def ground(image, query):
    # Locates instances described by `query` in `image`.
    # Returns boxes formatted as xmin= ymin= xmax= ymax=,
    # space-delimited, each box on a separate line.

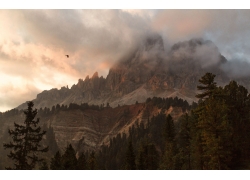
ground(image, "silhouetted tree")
xmin=125 ymin=140 xmax=136 ymax=170
xmin=39 ymin=161 xmax=49 ymax=170
xmin=50 ymin=151 xmax=62 ymax=170
xmin=61 ymin=144 xmax=77 ymax=170
xmin=88 ymin=151 xmax=97 ymax=170
xmin=3 ymin=101 xmax=48 ymax=170
xmin=195 ymin=72 xmax=217 ymax=100
xmin=77 ymin=152 xmax=87 ymax=170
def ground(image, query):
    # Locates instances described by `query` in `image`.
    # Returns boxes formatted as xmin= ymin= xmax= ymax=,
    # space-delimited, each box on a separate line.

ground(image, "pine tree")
xmin=197 ymin=97 xmax=232 ymax=169
xmin=125 ymin=140 xmax=136 ymax=170
xmin=158 ymin=113 xmax=177 ymax=170
xmin=77 ymin=152 xmax=87 ymax=170
xmin=224 ymin=81 xmax=250 ymax=169
xmin=140 ymin=143 xmax=159 ymax=170
xmin=39 ymin=161 xmax=49 ymax=170
xmin=176 ymin=113 xmax=191 ymax=169
xmin=163 ymin=114 xmax=175 ymax=143
xmin=45 ymin=126 xmax=59 ymax=155
xmin=50 ymin=151 xmax=62 ymax=170
xmin=195 ymin=72 xmax=217 ymax=100
xmin=137 ymin=146 xmax=145 ymax=170
xmin=3 ymin=101 xmax=48 ymax=170
xmin=61 ymin=144 xmax=77 ymax=170
xmin=88 ymin=151 xmax=97 ymax=170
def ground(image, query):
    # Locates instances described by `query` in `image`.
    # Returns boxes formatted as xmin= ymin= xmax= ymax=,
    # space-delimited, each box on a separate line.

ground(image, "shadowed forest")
xmin=1 ymin=72 xmax=250 ymax=170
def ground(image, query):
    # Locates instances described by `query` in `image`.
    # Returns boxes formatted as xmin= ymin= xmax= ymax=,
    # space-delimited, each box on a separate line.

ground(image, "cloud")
xmin=220 ymin=59 xmax=250 ymax=79
xmin=1 ymin=9 xmax=250 ymax=111
xmin=0 ymin=10 xmax=154 ymax=111
xmin=0 ymin=73 xmax=40 ymax=112
xmin=151 ymin=10 xmax=250 ymax=61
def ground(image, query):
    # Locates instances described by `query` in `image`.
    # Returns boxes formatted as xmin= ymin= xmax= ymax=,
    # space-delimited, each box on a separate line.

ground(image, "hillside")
xmin=0 ymin=97 xmax=190 ymax=153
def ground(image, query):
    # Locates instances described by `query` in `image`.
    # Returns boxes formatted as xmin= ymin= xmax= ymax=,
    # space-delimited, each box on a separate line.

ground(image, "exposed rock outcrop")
xmin=16 ymin=36 xmax=250 ymax=111
xmin=0 ymin=102 xmax=185 ymax=152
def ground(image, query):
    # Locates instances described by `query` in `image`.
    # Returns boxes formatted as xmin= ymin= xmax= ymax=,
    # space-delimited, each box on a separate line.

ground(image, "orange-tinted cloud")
xmin=1 ymin=9 xmax=250 ymax=112
xmin=151 ymin=10 xmax=213 ymax=43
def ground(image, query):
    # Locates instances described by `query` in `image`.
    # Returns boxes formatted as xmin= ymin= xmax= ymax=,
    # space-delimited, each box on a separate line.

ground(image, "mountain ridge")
xmin=16 ymin=35 xmax=250 ymax=111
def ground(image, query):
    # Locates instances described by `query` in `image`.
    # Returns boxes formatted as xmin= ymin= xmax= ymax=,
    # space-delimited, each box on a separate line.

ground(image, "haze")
xmin=1 ymin=9 xmax=250 ymax=112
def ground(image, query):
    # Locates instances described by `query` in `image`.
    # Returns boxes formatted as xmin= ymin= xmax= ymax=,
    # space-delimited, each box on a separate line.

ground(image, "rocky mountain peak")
xmin=171 ymin=38 xmax=209 ymax=51
xmin=17 ymin=36 xmax=249 ymax=111
xmin=143 ymin=34 xmax=164 ymax=52
xmin=91 ymin=72 xmax=99 ymax=79
xmin=85 ymin=75 xmax=90 ymax=80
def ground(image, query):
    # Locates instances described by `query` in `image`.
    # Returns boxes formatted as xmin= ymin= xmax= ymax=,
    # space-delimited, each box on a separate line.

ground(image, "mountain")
xmin=17 ymin=35 xmax=241 ymax=111
xmin=3 ymin=35 xmax=250 ymax=169
xmin=0 ymin=97 xmax=190 ymax=152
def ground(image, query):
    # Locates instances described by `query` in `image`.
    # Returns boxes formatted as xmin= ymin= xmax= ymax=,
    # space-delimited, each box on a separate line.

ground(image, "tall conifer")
xmin=3 ymin=101 xmax=48 ymax=170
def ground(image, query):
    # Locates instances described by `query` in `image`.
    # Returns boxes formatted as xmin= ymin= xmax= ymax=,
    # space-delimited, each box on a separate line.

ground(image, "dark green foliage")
xmin=61 ymin=144 xmax=78 ymax=170
xmin=3 ymin=101 xmax=48 ymax=170
xmin=39 ymin=161 xmax=49 ymax=170
xmin=50 ymin=144 xmax=78 ymax=170
xmin=160 ymin=114 xmax=177 ymax=170
xmin=137 ymin=143 xmax=159 ymax=170
xmin=0 ymin=128 xmax=13 ymax=169
xmin=195 ymin=72 xmax=217 ymax=99
xmin=146 ymin=97 xmax=193 ymax=112
xmin=50 ymin=151 xmax=62 ymax=170
xmin=223 ymin=81 xmax=250 ymax=169
xmin=191 ymin=73 xmax=250 ymax=169
xmin=125 ymin=140 xmax=136 ymax=170
xmin=163 ymin=114 xmax=175 ymax=143
xmin=43 ymin=125 xmax=59 ymax=155
xmin=88 ymin=151 xmax=97 ymax=170
xmin=175 ymin=113 xmax=192 ymax=169
xmin=77 ymin=152 xmax=87 ymax=170
xmin=37 ymin=102 xmax=102 ymax=117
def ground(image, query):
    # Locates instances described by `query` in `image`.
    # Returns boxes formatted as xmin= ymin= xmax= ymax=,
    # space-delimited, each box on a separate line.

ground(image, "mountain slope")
xmin=1 ymin=98 xmax=190 ymax=152
xmin=17 ymin=36 xmax=237 ymax=110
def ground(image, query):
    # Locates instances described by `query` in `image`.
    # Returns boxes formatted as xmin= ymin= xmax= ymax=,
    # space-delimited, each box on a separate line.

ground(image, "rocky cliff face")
xmin=0 ymin=102 xmax=185 ymax=152
xmin=16 ymin=36 xmax=250 ymax=111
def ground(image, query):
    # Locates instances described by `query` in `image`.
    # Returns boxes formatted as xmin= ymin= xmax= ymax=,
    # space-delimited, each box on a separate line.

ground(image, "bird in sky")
xmin=65 ymin=55 xmax=69 ymax=58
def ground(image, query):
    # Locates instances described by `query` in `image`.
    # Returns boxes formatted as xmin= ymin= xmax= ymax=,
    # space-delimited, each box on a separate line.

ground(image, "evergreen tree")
xmin=50 ymin=151 xmax=62 ymax=170
xmin=88 ymin=151 xmax=97 ymax=170
xmin=197 ymin=97 xmax=232 ymax=169
xmin=45 ymin=126 xmax=59 ymax=155
xmin=224 ymin=81 xmax=250 ymax=169
xmin=195 ymin=72 xmax=217 ymax=100
xmin=163 ymin=114 xmax=175 ymax=143
xmin=39 ymin=161 xmax=49 ymax=170
xmin=160 ymin=142 xmax=177 ymax=169
xmin=77 ymin=152 xmax=87 ymax=170
xmin=137 ymin=146 xmax=145 ymax=170
xmin=125 ymin=140 xmax=136 ymax=170
xmin=160 ymin=114 xmax=177 ymax=169
xmin=176 ymin=113 xmax=191 ymax=169
xmin=61 ymin=144 xmax=77 ymax=170
xmin=3 ymin=101 xmax=48 ymax=170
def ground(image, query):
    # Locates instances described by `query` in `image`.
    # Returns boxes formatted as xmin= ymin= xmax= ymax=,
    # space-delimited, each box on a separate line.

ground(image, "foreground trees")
xmin=192 ymin=73 xmax=250 ymax=169
xmin=3 ymin=101 xmax=48 ymax=170
xmin=3 ymin=72 xmax=250 ymax=170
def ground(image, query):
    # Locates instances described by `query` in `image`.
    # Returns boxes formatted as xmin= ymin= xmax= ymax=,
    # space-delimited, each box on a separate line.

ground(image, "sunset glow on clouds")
xmin=1 ymin=9 xmax=250 ymax=111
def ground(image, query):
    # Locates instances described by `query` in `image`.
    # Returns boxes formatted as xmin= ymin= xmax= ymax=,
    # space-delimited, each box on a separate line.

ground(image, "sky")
xmin=1 ymin=5 xmax=250 ymax=112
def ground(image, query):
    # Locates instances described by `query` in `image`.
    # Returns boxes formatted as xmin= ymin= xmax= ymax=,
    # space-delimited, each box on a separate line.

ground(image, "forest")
xmin=1 ymin=72 xmax=250 ymax=170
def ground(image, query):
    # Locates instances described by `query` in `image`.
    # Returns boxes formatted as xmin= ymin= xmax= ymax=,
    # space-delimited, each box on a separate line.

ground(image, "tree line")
xmin=2 ymin=72 xmax=250 ymax=169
